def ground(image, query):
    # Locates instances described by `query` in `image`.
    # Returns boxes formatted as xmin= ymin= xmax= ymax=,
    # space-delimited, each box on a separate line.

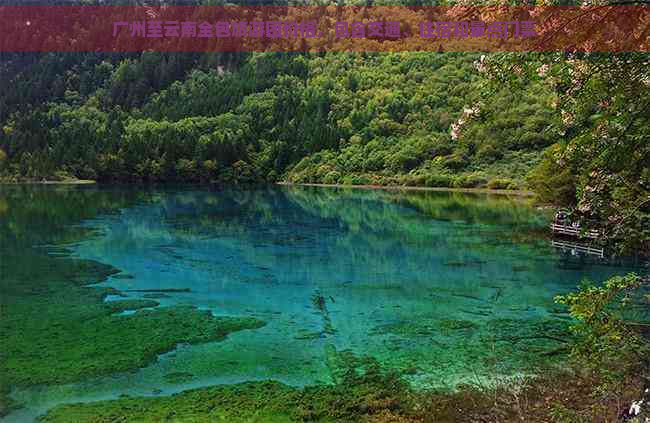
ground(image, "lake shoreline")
xmin=0 ymin=179 xmax=535 ymax=197
xmin=278 ymin=181 xmax=535 ymax=197
xmin=0 ymin=179 xmax=96 ymax=185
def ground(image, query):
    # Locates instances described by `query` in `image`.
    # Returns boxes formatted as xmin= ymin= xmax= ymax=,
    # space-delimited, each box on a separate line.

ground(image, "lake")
xmin=0 ymin=185 xmax=643 ymax=421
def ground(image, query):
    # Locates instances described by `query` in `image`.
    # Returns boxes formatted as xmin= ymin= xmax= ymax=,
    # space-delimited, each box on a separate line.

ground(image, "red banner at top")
xmin=0 ymin=5 xmax=648 ymax=51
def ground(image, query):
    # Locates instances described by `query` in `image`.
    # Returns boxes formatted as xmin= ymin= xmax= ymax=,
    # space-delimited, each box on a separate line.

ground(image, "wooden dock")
xmin=550 ymin=223 xmax=600 ymax=239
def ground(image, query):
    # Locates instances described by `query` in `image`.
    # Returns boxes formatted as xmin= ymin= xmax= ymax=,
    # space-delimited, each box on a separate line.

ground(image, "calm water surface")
xmin=0 ymin=185 xmax=644 ymax=421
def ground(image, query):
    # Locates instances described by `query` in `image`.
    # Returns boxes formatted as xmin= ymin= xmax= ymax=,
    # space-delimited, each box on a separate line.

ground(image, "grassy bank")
xmin=0 ymin=172 xmax=96 ymax=185
xmin=38 ymin=364 xmax=647 ymax=422
xmin=0 ymin=179 xmax=96 ymax=185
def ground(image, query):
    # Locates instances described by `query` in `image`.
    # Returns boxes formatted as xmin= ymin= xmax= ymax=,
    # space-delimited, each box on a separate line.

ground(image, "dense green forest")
xmin=0 ymin=49 xmax=648 ymax=253
xmin=0 ymin=50 xmax=556 ymax=186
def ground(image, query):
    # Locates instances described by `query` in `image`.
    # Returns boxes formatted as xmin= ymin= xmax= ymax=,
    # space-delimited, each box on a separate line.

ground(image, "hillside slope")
xmin=0 ymin=51 xmax=557 ymax=189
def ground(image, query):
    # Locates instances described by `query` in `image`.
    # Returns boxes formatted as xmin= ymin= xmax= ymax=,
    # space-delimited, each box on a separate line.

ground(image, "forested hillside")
xmin=0 ymin=50 xmax=556 ymax=188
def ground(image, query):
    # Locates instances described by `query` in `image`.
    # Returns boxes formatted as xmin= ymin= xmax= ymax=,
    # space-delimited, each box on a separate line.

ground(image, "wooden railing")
xmin=550 ymin=223 xmax=600 ymax=239
xmin=551 ymin=240 xmax=605 ymax=258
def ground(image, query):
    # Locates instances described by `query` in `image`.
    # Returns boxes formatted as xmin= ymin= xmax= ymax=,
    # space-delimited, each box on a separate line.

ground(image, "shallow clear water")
xmin=0 ymin=185 xmax=644 ymax=421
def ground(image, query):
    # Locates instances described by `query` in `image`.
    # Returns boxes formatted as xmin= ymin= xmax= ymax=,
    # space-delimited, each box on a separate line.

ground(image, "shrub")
xmin=425 ymin=174 xmax=454 ymax=188
xmin=322 ymin=171 xmax=341 ymax=185
xmin=176 ymin=159 xmax=197 ymax=181
xmin=341 ymin=174 xmax=371 ymax=185
xmin=232 ymin=160 xmax=256 ymax=183
xmin=555 ymin=274 xmax=647 ymax=389
xmin=201 ymin=160 xmax=218 ymax=181
xmin=476 ymin=144 xmax=504 ymax=163
xmin=341 ymin=175 xmax=353 ymax=185
xmin=454 ymin=175 xmax=488 ymax=188
xmin=443 ymin=153 xmax=469 ymax=171
xmin=315 ymin=164 xmax=336 ymax=181
xmin=218 ymin=167 xmax=235 ymax=183
xmin=429 ymin=140 xmax=454 ymax=157
xmin=386 ymin=149 xmax=421 ymax=173
xmin=290 ymin=157 xmax=314 ymax=175
xmin=364 ymin=150 xmax=386 ymax=172
xmin=526 ymin=144 xmax=576 ymax=205
xmin=78 ymin=165 xmax=97 ymax=180
xmin=52 ymin=170 xmax=74 ymax=181
xmin=352 ymin=175 xmax=371 ymax=185
xmin=487 ymin=178 xmax=517 ymax=190
xmin=375 ymin=175 xmax=399 ymax=186
xmin=402 ymin=174 xmax=426 ymax=187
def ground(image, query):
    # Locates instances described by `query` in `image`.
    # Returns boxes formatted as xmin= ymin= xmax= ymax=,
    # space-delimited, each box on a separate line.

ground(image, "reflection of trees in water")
xmin=0 ymin=185 xmax=153 ymax=249
xmin=284 ymin=186 xmax=552 ymax=263
xmin=12 ymin=186 xmax=622 ymax=312
xmin=88 ymin=186 xmax=562 ymax=301
xmin=110 ymin=186 xmax=547 ymax=252
xmin=150 ymin=187 xmax=344 ymax=245
xmin=287 ymin=186 xmax=546 ymax=226
xmin=552 ymin=241 xmax=641 ymax=272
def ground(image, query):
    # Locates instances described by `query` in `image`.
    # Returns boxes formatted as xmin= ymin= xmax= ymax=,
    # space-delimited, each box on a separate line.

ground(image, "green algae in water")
xmin=0 ymin=187 xmax=266 ymax=418
xmin=105 ymin=299 xmax=160 ymax=313
xmin=41 ymin=349 xmax=411 ymax=423
xmin=163 ymin=372 xmax=195 ymax=384
xmin=0 ymin=185 xmax=645 ymax=421
xmin=0 ymin=249 xmax=265 ymax=391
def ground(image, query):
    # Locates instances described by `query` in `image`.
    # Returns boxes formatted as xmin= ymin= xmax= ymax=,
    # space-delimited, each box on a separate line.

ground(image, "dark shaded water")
xmin=0 ymin=185 xmax=644 ymax=421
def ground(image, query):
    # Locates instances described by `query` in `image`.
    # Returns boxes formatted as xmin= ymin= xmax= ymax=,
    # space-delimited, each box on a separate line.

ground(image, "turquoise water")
xmin=1 ymin=185 xmax=644 ymax=421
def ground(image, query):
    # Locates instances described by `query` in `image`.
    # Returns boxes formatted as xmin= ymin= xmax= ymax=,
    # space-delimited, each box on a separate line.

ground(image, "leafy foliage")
xmin=0 ymin=51 xmax=555 ymax=187
xmin=485 ymin=51 xmax=650 ymax=254
xmin=555 ymin=273 xmax=648 ymax=389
